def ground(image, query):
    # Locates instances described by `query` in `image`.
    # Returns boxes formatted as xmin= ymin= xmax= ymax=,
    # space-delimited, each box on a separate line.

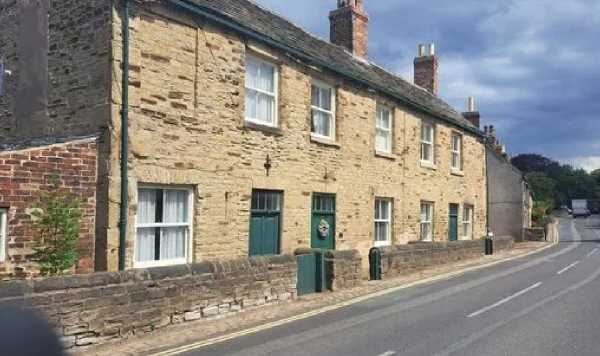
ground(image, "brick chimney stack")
xmin=462 ymin=96 xmax=481 ymax=128
xmin=414 ymin=44 xmax=439 ymax=95
xmin=329 ymin=0 xmax=369 ymax=58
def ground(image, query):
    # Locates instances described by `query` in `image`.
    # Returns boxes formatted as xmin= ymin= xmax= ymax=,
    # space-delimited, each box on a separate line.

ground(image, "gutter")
xmin=118 ymin=0 xmax=130 ymax=271
xmin=163 ymin=0 xmax=483 ymax=137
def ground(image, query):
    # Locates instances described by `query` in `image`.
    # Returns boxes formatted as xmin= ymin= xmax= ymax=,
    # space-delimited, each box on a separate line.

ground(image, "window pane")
xmin=163 ymin=190 xmax=188 ymax=223
xmin=160 ymin=226 xmax=186 ymax=260
xmin=320 ymin=87 xmax=332 ymax=111
xmin=258 ymin=62 xmax=274 ymax=93
xmin=245 ymin=57 xmax=259 ymax=89
xmin=381 ymin=201 xmax=390 ymax=220
xmin=312 ymin=110 xmax=331 ymax=137
xmin=136 ymin=227 xmax=156 ymax=262
xmin=452 ymin=152 xmax=460 ymax=169
xmin=138 ymin=189 xmax=157 ymax=224
xmin=376 ymin=129 xmax=391 ymax=152
xmin=0 ymin=210 xmax=5 ymax=263
xmin=311 ymin=85 xmax=320 ymax=106
xmin=422 ymin=124 xmax=432 ymax=142
xmin=256 ymin=92 xmax=274 ymax=123
xmin=421 ymin=143 xmax=432 ymax=161
xmin=245 ymin=90 xmax=257 ymax=120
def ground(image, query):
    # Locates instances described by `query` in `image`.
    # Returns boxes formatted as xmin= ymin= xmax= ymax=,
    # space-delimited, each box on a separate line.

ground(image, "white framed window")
xmin=421 ymin=122 xmax=435 ymax=164
xmin=0 ymin=209 xmax=6 ymax=263
xmin=245 ymin=54 xmax=278 ymax=126
xmin=374 ymin=198 xmax=392 ymax=247
xmin=420 ymin=202 xmax=434 ymax=242
xmin=311 ymin=81 xmax=336 ymax=139
xmin=451 ymin=133 xmax=462 ymax=171
xmin=135 ymin=187 xmax=193 ymax=268
xmin=463 ymin=205 xmax=473 ymax=239
xmin=376 ymin=105 xmax=393 ymax=153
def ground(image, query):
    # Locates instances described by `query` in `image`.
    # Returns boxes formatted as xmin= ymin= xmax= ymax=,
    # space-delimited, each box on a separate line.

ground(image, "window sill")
xmin=243 ymin=120 xmax=282 ymax=136
xmin=310 ymin=134 xmax=341 ymax=148
xmin=375 ymin=150 xmax=396 ymax=160
xmin=451 ymin=169 xmax=465 ymax=177
xmin=374 ymin=241 xmax=391 ymax=248
xmin=420 ymin=161 xmax=437 ymax=170
xmin=133 ymin=258 xmax=188 ymax=269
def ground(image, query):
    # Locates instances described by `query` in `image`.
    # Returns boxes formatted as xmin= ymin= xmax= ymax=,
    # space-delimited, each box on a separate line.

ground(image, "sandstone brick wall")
xmin=379 ymin=240 xmax=485 ymax=279
xmin=0 ymin=255 xmax=296 ymax=349
xmin=0 ymin=0 xmax=112 ymax=141
xmin=0 ymin=138 xmax=98 ymax=279
xmin=103 ymin=3 xmax=487 ymax=271
xmin=325 ymin=250 xmax=362 ymax=291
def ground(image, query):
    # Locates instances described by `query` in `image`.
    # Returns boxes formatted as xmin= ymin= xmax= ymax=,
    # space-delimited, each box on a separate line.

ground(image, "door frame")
xmin=311 ymin=193 xmax=336 ymax=250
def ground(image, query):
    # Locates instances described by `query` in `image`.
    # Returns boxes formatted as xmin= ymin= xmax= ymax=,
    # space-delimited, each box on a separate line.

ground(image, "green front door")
xmin=249 ymin=190 xmax=282 ymax=256
xmin=449 ymin=204 xmax=459 ymax=242
xmin=311 ymin=193 xmax=336 ymax=250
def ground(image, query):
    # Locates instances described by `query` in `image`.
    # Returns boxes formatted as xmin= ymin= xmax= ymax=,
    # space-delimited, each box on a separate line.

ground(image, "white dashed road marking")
xmin=467 ymin=282 xmax=543 ymax=318
xmin=557 ymin=261 xmax=580 ymax=275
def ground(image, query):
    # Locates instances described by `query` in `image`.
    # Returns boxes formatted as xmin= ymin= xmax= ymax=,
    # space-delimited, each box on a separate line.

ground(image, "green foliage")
xmin=512 ymin=154 xmax=600 ymax=209
xmin=532 ymin=200 xmax=553 ymax=227
xmin=29 ymin=182 xmax=83 ymax=276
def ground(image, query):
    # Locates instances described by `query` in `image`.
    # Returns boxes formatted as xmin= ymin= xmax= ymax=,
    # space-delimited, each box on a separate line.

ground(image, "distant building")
xmin=483 ymin=125 xmax=533 ymax=241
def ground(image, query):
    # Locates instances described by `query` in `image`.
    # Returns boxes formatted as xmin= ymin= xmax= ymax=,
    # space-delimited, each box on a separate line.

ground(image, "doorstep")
xmin=81 ymin=241 xmax=553 ymax=356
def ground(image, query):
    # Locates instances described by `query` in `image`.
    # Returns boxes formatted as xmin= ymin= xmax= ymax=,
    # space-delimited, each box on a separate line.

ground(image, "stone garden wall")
xmin=0 ymin=255 xmax=296 ymax=349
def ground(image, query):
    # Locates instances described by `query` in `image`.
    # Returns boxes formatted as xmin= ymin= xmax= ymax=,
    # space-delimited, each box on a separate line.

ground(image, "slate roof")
xmin=167 ymin=0 xmax=481 ymax=135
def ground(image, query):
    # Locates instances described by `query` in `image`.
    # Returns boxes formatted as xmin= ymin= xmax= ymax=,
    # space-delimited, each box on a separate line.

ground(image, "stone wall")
xmin=0 ymin=0 xmax=113 ymax=141
xmin=103 ymin=2 xmax=487 ymax=271
xmin=379 ymin=240 xmax=484 ymax=279
xmin=0 ymin=137 xmax=98 ymax=279
xmin=524 ymin=228 xmax=546 ymax=242
xmin=0 ymin=255 xmax=297 ymax=349
xmin=493 ymin=236 xmax=515 ymax=252
xmin=324 ymin=250 xmax=362 ymax=291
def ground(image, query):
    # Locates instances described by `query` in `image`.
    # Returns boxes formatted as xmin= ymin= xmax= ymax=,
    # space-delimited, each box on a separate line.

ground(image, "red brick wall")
xmin=0 ymin=138 xmax=98 ymax=279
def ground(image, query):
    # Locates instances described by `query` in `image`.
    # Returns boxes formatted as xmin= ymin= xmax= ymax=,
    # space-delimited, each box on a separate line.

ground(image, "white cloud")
xmin=563 ymin=156 xmax=600 ymax=172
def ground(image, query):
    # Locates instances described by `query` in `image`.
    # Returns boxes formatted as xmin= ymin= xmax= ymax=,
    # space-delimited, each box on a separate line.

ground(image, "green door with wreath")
xmin=311 ymin=193 xmax=336 ymax=250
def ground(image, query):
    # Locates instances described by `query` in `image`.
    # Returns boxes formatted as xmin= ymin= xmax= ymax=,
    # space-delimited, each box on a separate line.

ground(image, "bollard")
xmin=485 ymin=232 xmax=494 ymax=255
xmin=369 ymin=247 xmax=382 ymax=280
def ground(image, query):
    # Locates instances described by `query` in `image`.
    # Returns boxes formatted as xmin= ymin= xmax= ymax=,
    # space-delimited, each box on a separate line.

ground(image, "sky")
xmin=253 ymin=0 xmax=600 ymax=172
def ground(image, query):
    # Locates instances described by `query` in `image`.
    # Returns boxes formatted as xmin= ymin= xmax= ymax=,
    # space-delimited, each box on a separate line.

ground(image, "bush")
xmin=532 ymin=200 xmax=552 ymax=227
xmin=29 ymin=183 xmax=83 ymax=276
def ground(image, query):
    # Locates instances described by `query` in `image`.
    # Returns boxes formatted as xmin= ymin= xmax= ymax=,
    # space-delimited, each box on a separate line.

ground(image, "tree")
xmin=29 ymin=182 xmax=83 ymax=276
xmin=525 ymin=172 xmax=557 ymax=204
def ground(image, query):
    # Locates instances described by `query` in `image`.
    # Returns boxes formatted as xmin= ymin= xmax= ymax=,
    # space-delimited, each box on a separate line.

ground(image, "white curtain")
xmin=312 ymin=110 xmax=331 ymax=136
xmin=136 ymin=228 xmax=155 ymax=262
xmin=163 ymin=190 xmax=188 ymax=223
xmin=136 ymin=190 xmax=157 ymax=262
xmin=138 ymin=189 xmax=156 ymax=224
xmin=245 ymin=56 xmax=275 ymax=124
xmin=160 ymin=227 xmax=186 ymax=260
xmin=161 ymin=190 xmax=188 ymax=260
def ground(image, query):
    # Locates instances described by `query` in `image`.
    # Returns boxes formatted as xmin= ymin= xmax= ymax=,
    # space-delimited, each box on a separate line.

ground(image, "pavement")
xmin=158 ymin=216 xmax=599 ymax=356
xmin=86 ymin=232 xmax=558 ymax=356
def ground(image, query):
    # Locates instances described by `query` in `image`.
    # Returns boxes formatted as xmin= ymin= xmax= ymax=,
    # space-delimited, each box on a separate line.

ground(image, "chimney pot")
xmin=467 ymin=97 xmax=476 ymax=112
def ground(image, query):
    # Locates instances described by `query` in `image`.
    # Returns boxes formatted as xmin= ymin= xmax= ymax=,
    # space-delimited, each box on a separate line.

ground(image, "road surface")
xmin=182 ymin=216 xmax=600 ymax=356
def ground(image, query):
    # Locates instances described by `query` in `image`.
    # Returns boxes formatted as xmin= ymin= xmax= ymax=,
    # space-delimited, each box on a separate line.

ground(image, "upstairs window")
xmin=421 ymin=122 xmax=435 ymax=164
xmin=451 ymin=133 xmax=462 ymax=171
xmin=463 ymin=205 xmax=473 ymax=239
xmin=420 ymin=202 xmax=434 ymax=242
xmin=245 ymin=54 xmax=278 ymax=126
xmin=0 ymin=209 xmax=6 ymax=263
xmin=135 ymin=187 xmax=191 ymax=267
xmin=311 ymin=82 xmax=335 ymax=139
xmin=376 ymin=105 xmax=393 ymax=153
xmin=374 ymin=198 xmax=392 ymax=247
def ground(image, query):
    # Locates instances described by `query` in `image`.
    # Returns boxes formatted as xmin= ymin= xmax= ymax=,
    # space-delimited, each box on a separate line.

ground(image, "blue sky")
xmin=254 ymin=0 xmax=600 ymax=171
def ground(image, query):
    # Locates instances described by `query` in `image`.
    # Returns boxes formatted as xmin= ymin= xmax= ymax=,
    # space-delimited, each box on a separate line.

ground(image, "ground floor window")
xmin=0 ymin=209 xmax=6 ymax=262
xmin=420 ymin=202 xmax=434 ymax=242
xmin=135 ymin=187 xmax=192 ymax=267
xmin=463 ymin=205 xmax=474 ymax=239
xmin=249 ymin=190 xmax=282 ymax=256
xmin=374 ymin=198 xmax=392 ymax=247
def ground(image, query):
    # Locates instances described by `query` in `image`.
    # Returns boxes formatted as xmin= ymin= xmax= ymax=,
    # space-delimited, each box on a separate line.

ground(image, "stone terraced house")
xmin=0 ymin=0 xmax=487 ymax=277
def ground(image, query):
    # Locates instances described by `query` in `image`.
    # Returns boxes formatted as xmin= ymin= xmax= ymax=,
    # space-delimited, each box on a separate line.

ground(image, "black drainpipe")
xmin=119 ymin=0 xmax=130 ymax=271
